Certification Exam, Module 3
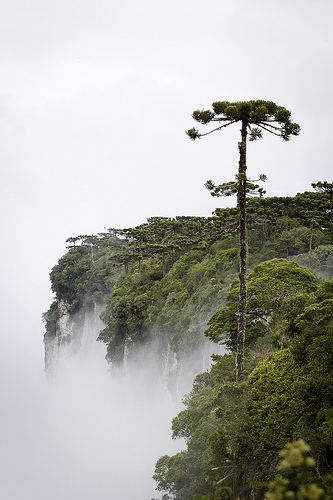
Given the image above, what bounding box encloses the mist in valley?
[0,329,192,500]
[0,204,222,500]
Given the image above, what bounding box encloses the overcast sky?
[0,1,332,498]
[2,0,332,323]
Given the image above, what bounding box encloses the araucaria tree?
[187,100,300,380]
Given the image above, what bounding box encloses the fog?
[0,326,191,500]
[0,208,217,500]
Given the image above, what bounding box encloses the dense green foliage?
[43,232,125,337]
[44,186,333,500]
[205,259,318,350]
[97,191,331,364]
[263,440,332,500]
[98,244,240,364]
[44,189,332,351]
[153,268,333,499]
[224,191,332,261]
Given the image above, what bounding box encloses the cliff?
[44,299,106,374]
[43,192,333,378]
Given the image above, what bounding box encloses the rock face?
[44,300,105,375]
[44,299,225,392]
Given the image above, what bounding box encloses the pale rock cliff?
[44,299,105,375]
[44,299,225,393]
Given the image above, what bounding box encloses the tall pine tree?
[187,100,300,380]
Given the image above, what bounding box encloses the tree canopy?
[44,185,333,500]
[186,100,300,142]
[154,271,333,500]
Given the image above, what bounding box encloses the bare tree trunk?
[139,237,143,270]
[162,253,166,278]
[309,217,314,252]
[236,120,248,381]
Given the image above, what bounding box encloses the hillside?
[43,188,333,499]
[152,260,333,499]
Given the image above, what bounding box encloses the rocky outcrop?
[44,299,225,394]
[44,299,105,375]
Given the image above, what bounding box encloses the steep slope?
[43,190,332,376]
[153,264,333,500]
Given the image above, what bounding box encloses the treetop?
[187,99,300,141]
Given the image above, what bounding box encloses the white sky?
[0,1,332,498]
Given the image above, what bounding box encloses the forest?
[43,183,333,500]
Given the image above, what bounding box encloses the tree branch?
[199,120,238,137]
[257,123,281,137]
[260,121,283,131]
